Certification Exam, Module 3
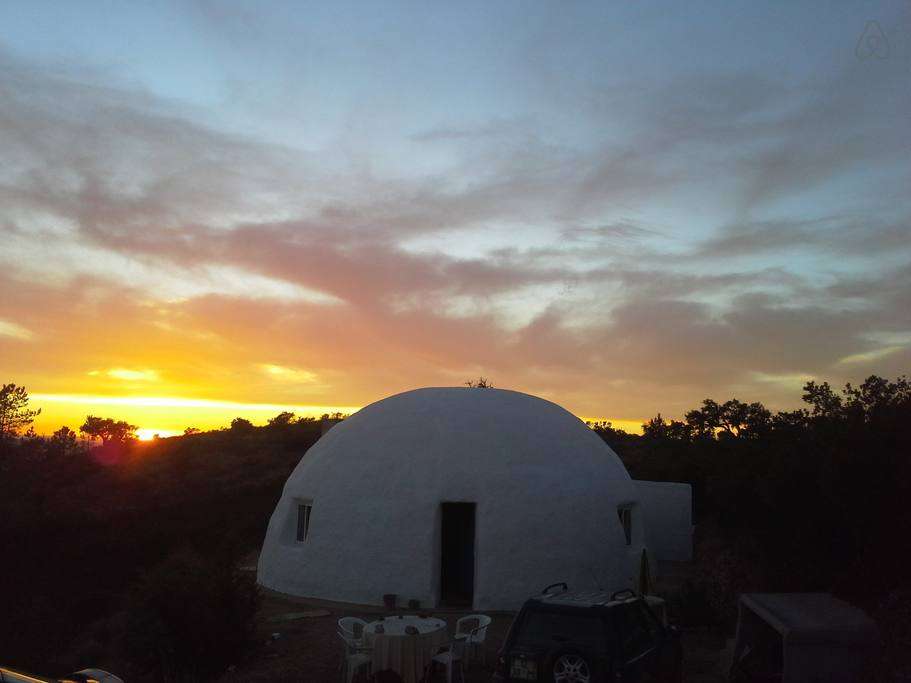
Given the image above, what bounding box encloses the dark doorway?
[440,502,475,606]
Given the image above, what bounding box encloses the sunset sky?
[1,1,909,437]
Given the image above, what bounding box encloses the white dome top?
[258,387,645,609]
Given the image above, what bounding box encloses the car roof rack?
[541,582,568,595]
[537,587,641,608]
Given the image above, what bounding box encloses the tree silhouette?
[230,417,254,431]
[465,377,493,388]
[0,383,41,441]
[79,415,138,445]
[681,398,771,439]
[46,426,79,457]
[267,411,295,427]
[802,380,843,417]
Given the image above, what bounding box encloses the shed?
[731,592,879,683]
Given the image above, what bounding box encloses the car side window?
[619,602,660,661]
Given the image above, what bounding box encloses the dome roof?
[258,387,644,609]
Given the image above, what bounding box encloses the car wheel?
[549,651,592,683]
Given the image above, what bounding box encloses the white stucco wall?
[258,387,646,611]
[633,480,693,561]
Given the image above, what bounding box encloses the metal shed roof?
[740,593,879,645]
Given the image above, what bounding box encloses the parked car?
[493,584,682,683]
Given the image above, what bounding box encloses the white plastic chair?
[427,637,466,683]
[454,615,492,666]
[338,616,369,645]
[337,630,372,683]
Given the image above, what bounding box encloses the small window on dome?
[297,502,313,542]
[617,506,632,545]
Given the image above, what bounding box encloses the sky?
[1,1,910,437]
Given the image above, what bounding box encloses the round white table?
[364,616,447,683]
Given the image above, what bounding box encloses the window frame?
[296,502,313,542]
[617,505,632,545]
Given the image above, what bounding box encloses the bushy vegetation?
[122,550,260,681]
[592,375,911,674]
[0,399,326,677]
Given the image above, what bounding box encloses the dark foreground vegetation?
[591,375,911,679]
[1,376,909,680]
[0,404,326,679]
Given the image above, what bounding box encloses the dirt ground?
[219,589,728,683]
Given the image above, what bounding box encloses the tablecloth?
[364,616,447,683]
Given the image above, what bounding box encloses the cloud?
[0,319,34,340]
[1,44,909,424]
[410,118,529,142]
[258,364,319,384]
[836,346,905,366]
[686,214,911,261]
[89,368,161,382]
[560,220,666,244]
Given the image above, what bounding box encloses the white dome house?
[257,387,676,611]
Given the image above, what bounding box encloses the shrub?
[674,579,718,629]
[865,588,911,682]
[122,550,259,681]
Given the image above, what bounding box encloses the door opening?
[440,502,475,607]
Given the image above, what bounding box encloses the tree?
[843,374,910,419]
[0,383,41,441]
[642,413,694,442]
[683,398,771,439]
[123,550,259,681]
[684,399,720,439]
[465,377,493,388]
[267,411,295,427]
[46,426,80,457]
[802,380,843,417]
[230,417,254,431]
[183,427,201,435]
[79,415,138,445]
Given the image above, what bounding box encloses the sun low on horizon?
[1,0,909,439]
[25,364,364,437]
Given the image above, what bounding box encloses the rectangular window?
[297,503,312,541]
[617,506,632,545]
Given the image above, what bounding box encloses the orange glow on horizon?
[25,392,646,437]
[136,428,180,441]
[29,393,363,436]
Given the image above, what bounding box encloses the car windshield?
[513,608,608,650]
